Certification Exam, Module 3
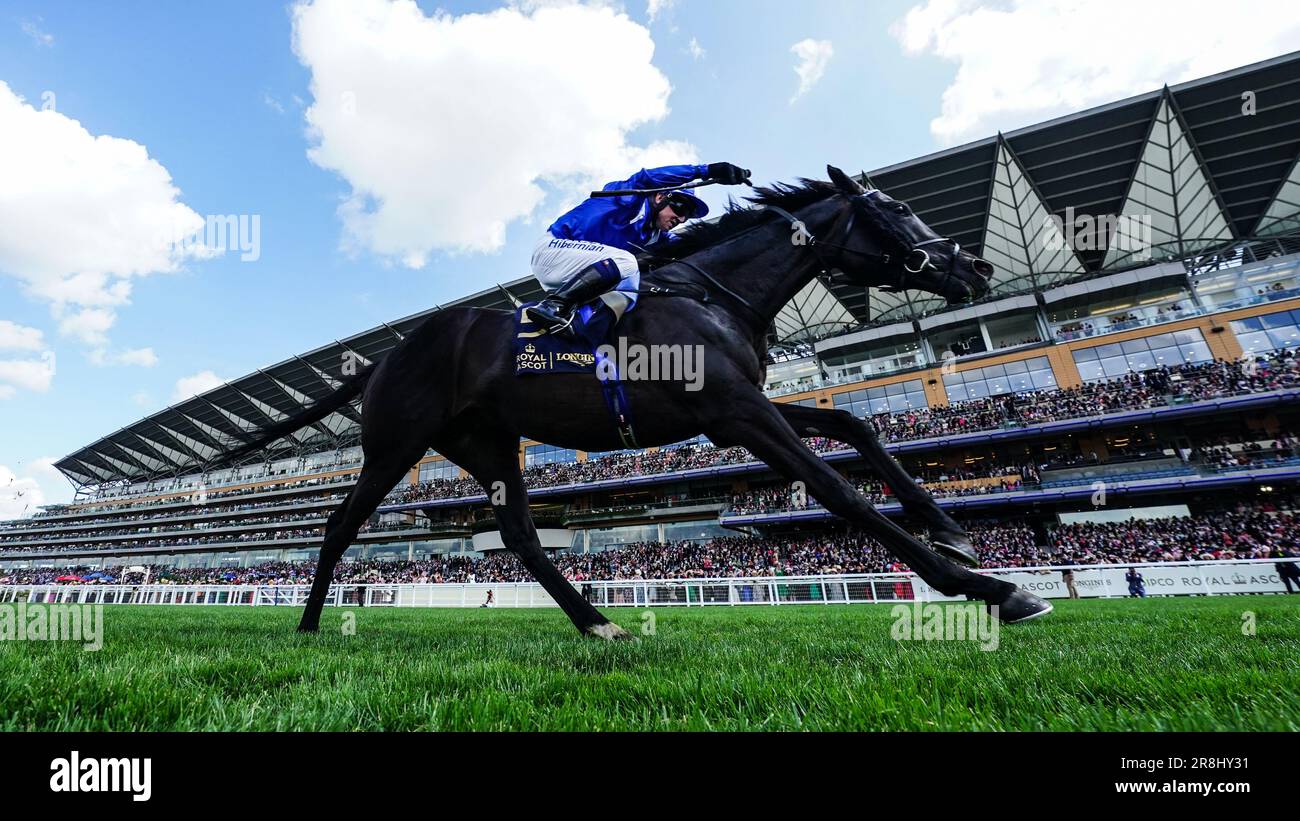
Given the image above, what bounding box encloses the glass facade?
[585,523,660,552]
[586,447,643,461]
[1231,308,1300,355]
[944,356,1056,401]
[981,140,1086,293]
[524,443,577,467]
[1103,98,1232,268]
[1071,329,1212,382]
[418,459,460,482]
[832,379,927,416]
[1194,259,1300,311]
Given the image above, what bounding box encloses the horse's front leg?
[709,392,1050,622]
[443,435,630,639]
[773,403,979,567]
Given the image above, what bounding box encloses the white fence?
[0,559,1294,608]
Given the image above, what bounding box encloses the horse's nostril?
[972,258,994,279]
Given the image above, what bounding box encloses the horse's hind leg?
[710,392,1050,623]
[773,403,979,567]
[443,435,630,639]
[298,452,421,633]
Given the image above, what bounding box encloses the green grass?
[1,597,1297,731]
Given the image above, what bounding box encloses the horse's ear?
[827,165,865,196]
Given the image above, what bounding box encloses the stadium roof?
[54,278,546,488]
[56,51,1300,487]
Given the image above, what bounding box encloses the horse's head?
[823,165,993,305]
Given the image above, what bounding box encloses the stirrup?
[544,312,576,337]
[527,305,576,337]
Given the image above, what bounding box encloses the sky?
[2,0,1300,517]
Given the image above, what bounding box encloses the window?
[1071,329,1212,382]
[418,459,460,482]
[944,357,1055,402]
[1231,308,1300,355]
[662,435,711,450]
[832,379,927,417]
[524,444,577,467]
[586,447,643,461]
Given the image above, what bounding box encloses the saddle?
[513,293,639,448]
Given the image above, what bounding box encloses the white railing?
[0,559,1293,608]
[0,574,920,608]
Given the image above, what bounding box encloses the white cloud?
[0,82,210,349]
[131,390,155,408]
[0,320,44,351]
[57,307,115,346]
[292,0,695,266]
[263,91,286,114]
[892,0,1300,146]
[0,351,56,395]
[0,322,54,398]
[790,39,833,102]
[88,346,159,367]
[172,369,226,403]
[687,37,705,60]
[647,0,675,23]
[0,458,69,519]
[20,18,54,47]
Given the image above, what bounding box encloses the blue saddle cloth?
[513,298,639,447]
[512,300,619,376]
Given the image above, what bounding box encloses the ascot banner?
[919,559,1296,601]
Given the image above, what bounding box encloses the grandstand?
[4,52,1300,589]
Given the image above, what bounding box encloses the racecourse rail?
[1,560,1294,608]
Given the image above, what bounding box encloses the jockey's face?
[652,193,687,232]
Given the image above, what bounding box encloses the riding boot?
[528,258,623,337]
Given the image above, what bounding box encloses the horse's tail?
[225,364,375,462]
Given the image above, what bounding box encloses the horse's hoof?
[585,622,633,641]
[990,588,1053,623]
[932,533,980,568]
[296,623,320,634]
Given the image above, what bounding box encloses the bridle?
[637,189,971,324]
[760,190,966,294]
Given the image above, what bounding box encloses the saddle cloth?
[512,291,631,377]
[513,291,639,447]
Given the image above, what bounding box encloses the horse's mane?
[646,178,838,261]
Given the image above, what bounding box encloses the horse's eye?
[893,204,909,215]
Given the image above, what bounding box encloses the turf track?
[1,596,1296,731]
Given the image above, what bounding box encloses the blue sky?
[2,0,1299,514]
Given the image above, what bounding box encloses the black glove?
[705,162,751,185]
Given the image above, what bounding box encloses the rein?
[632,189,969,324]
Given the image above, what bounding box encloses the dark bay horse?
[232,166,1051,637]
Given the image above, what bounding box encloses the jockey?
[528,161,752,335]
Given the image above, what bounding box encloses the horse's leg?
[774,404,979,567]
[710,393,1050,622]
[298,453,419,632]
[445,436,630,639]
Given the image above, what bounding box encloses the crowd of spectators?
[10,353,1295,525]
[0,519,425,556]
[6,496,1297,586]
[0,492,350,536]
[1193,432,1299,470]
[1047,501,1300,564]
[16,472,357,525]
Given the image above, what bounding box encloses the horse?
[230,166,1052,638]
